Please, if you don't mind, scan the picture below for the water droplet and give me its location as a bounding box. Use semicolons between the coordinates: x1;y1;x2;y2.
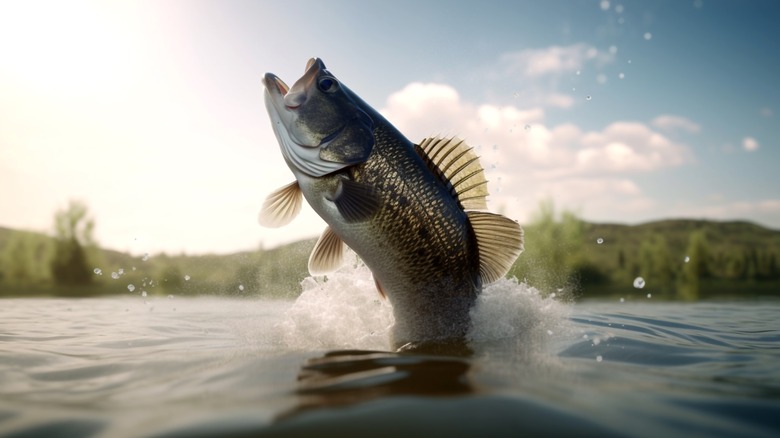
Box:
127;284;135;292
524;124;531;131
619;72;625;79
111;272;119;279
550;293;557;299
600;0;610;11
597;74;607;84
167;295;174;299
615;4;624;13
596;355;603;362
141;291;147;297
575;70;581;76
492;144;498;150
572;87;576;92
547;330;554;335
684;256;690;263
142;253;149;262
628;59;632;64
118;268;124;275
93;268;102;275
619;297;625;303
132;266;136;271
238;284;245;291
184;275;191;281
609;45;618;55
597;237;604;244
647;293;652;299
593;337;601;346
633;277;646;289
586;95;592;101
644;32;652;41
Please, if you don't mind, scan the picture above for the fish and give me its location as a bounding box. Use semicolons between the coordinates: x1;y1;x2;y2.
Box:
260;58;523;350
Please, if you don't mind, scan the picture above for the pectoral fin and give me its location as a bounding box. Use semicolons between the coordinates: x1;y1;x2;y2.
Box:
308;226;345;275
258;181;302;228
331;179;380;223
467;211;524;284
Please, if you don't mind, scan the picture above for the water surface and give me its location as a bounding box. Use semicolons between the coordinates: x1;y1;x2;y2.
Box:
1;269;778;437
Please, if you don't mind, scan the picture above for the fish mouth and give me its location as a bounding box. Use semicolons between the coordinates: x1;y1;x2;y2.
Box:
262;73;289;96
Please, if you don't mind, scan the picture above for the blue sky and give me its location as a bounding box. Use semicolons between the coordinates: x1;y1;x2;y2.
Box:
0;0;778;255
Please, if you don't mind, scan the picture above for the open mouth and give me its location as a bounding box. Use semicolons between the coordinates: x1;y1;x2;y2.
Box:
263;73;289;96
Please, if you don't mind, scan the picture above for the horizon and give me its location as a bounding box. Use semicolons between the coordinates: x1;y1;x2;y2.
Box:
1;1;778;256
2;216;776;258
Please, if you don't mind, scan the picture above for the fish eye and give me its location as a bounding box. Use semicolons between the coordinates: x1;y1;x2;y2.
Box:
318;76;338;93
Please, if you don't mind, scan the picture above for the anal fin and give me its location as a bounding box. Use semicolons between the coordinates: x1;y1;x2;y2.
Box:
467;211;524;284
308;226;346;275
259;181;302;228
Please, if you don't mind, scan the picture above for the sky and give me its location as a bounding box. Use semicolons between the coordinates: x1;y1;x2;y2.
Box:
0;0;778;255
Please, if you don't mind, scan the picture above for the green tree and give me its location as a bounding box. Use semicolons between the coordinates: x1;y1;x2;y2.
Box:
1;231;52;285
508;199;586;296
638;234;675;294
50;200;97;286
678;230;710;300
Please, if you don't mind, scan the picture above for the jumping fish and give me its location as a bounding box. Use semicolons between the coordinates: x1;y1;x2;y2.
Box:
260;58;523;349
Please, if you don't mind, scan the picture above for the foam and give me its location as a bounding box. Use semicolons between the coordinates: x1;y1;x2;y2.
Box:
278;256;572;354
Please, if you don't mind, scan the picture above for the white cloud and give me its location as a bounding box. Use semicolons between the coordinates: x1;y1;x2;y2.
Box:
499;43;614;78
380;82;693;225
742;137;759;152
651;115;701;133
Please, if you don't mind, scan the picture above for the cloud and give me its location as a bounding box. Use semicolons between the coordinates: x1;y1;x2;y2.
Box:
651;115;701;133
742;137;759;152
499;43;613;78
380;82;693;225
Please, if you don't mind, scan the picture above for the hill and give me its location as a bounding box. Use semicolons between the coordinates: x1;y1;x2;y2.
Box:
1;219;779;299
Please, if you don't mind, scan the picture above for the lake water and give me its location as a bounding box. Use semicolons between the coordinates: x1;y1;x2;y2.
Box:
1;264;779;437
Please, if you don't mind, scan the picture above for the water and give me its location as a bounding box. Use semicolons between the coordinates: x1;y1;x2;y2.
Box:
1;266;779;437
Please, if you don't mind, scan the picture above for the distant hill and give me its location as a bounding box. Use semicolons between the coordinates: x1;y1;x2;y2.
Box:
1;219;778;298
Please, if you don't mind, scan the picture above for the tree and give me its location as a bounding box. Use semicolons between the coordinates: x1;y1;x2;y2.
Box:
508;199;586;296
1;231;52;285
50;200;97;286
678;230;710;300
638;234;675;294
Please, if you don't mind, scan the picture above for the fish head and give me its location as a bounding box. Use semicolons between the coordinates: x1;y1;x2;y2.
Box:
263;58;375;177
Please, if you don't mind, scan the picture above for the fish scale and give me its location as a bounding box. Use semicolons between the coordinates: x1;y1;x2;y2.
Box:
260;58;522;350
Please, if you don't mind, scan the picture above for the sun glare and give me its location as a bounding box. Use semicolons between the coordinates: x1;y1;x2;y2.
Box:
0;1;139;96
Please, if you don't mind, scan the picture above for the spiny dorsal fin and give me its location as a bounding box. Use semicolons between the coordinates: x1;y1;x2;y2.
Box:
416;137;489;210
308;226;345;275
331;178;380;223
467;211;524;284
259;181;302;228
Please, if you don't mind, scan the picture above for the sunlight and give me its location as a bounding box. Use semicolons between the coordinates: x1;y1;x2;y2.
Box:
0;1;139;96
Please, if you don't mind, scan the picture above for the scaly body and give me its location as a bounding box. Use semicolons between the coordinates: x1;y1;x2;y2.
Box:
260;58;522;349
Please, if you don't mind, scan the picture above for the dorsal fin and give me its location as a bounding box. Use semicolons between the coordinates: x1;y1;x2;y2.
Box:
467;211;524;284
415;137;489;210
308;226;345;275
258;181;302;228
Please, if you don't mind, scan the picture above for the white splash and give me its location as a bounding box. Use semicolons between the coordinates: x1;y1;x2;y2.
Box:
278;253;573;355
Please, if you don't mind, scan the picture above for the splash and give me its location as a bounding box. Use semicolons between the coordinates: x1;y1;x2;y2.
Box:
278;253;572;354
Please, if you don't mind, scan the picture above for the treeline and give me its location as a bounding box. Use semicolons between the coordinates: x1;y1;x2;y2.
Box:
2;200;779;300
508;201;780;300
0;201;310;298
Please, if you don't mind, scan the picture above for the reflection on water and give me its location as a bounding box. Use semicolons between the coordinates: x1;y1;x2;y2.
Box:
283;349;473;420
